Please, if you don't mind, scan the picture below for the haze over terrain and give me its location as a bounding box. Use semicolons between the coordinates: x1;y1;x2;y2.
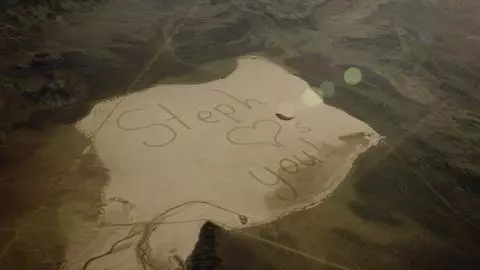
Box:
0;0;480;269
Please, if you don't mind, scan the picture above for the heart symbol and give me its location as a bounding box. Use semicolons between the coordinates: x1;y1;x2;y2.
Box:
226;120;283;148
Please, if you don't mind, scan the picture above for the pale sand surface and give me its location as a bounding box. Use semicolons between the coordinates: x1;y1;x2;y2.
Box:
69;57;381;269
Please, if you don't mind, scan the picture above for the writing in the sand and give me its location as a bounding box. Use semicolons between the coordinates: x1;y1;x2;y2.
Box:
116;89;266;148
248;138;326;201
115;88;328;200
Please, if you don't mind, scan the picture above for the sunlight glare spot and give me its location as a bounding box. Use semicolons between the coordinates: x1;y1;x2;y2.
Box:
319;81;335;97
344;67;362;85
